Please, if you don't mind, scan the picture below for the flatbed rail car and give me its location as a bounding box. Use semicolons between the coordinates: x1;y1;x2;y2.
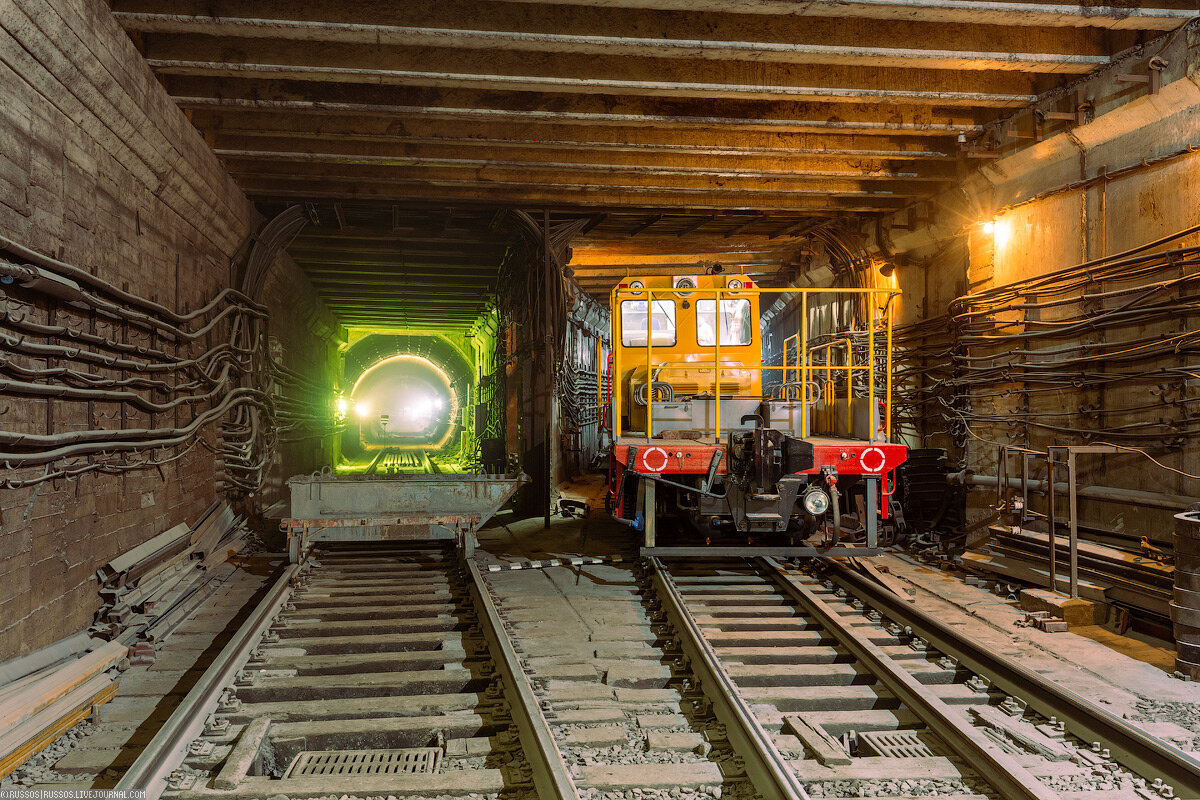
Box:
602;274;906;557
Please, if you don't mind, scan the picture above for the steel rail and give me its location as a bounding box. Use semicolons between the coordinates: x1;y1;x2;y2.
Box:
649;557;809;800
763;558;1056;800
464;558;578;800
815;559;1200;800
115;563;300;800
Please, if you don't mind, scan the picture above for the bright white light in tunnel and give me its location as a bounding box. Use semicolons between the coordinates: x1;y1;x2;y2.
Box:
336;398;348;416
350;354;459;448
354;401;371;418
992;219;1012;249
404;394;437;426
981;218;1011;249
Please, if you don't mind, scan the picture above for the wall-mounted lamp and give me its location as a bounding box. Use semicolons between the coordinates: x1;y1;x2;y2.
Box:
981;218;1011;249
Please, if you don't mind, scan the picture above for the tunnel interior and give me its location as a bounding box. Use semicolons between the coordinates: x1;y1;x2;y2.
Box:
338;333;479;471
1;0;1199;682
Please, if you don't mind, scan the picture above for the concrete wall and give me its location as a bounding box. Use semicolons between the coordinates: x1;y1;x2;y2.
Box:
887;39;1200;541
0;0;335;658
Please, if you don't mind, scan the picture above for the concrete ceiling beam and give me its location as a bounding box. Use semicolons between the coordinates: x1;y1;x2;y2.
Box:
213;148;954;183
173;95;981;136
147;57;1038;105
244;185;903;214
211;136;961;178
119;14;1114;72
475;0;1199;29
225;163;928;200
192;114;959;161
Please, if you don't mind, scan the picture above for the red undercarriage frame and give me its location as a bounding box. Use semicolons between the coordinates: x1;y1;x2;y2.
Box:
611;438;907;518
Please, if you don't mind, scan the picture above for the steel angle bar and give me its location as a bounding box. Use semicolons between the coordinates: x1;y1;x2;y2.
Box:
818;560;1200;800
642;546;884;558
464;559;577;800
649;558;808;800
115;563;300;800
763;557;1057;800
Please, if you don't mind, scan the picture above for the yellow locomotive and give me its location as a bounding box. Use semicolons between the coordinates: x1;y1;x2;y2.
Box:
603;273;906;556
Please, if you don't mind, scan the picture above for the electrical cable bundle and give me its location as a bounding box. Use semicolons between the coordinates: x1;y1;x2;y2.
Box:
0;233;326;494
890;224;1200;458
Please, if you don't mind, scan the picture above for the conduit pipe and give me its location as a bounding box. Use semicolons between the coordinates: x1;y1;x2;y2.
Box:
965;474;1196;512
0;233;265;321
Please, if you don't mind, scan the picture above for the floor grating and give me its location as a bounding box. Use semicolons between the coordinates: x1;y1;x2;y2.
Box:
285;748;443;777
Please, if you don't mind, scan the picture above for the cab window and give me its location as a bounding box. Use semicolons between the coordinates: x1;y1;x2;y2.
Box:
696;299;752;346
621;299;677;347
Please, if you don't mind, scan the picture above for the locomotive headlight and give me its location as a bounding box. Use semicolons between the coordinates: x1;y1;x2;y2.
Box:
628;280;644;295
674;276;697;296
802;487;831;516
726;278;743;289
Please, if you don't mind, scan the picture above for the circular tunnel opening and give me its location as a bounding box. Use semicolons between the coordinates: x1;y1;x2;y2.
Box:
340;334;474;469
351;354;458;449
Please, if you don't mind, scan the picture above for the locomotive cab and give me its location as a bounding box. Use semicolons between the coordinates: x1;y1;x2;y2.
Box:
603;274;906;557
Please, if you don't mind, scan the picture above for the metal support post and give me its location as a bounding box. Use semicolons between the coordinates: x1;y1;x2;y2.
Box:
866;477;878;548
1020;453;1031;523
1067;451;1079;599
1047;456;1057;595
542;209;554;530
644;478;656;549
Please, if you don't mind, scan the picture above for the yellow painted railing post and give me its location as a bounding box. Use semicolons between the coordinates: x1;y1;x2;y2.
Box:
886;299;893;441
714;288;721;439
845;336;852;438
868;295;876;442
596;336;603;434
613;287;622;439
800;291;808;437
646;288;653;438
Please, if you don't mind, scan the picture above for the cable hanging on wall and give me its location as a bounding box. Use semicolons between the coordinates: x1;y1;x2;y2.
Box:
0;208;334;494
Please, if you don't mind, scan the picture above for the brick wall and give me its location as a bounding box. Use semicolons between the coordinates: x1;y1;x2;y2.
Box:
0;0;336;659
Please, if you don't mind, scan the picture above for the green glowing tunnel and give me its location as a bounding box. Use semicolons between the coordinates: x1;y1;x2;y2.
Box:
341;334;474;457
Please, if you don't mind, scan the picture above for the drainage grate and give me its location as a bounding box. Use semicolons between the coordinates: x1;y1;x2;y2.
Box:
857;730;940;758
285;748;442;777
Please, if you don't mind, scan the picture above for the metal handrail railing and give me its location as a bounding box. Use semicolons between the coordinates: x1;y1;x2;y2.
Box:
608;286;898;441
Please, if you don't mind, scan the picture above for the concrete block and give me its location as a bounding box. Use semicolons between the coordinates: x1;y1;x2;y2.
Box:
546;683;615;704
445;737;493;758
1020;589;1106;627
539;662;599;681
554;708;626;724
636;713;689;729
565;726;628;748
595;642;661;659
614;688;680;705
645;731;705;753
605;663;674;689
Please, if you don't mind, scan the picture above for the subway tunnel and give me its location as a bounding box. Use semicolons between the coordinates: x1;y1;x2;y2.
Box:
2;2;1200;794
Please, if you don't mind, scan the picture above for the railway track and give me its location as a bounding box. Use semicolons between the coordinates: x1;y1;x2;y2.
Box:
111;545;1200;800
115;543;573;799
650;556;1200;800
368;449;439;474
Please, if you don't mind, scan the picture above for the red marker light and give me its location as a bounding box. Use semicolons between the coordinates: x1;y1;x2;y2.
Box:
744;281;754;288
618;283;628;288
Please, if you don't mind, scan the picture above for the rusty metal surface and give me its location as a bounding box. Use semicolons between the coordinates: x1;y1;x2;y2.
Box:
286;472;528;533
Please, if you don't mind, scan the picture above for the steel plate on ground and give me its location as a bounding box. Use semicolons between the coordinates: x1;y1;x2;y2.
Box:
284;748;442;777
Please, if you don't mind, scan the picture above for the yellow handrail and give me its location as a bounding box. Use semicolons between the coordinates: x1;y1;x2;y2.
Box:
714;288;721;437
610;285;898;442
